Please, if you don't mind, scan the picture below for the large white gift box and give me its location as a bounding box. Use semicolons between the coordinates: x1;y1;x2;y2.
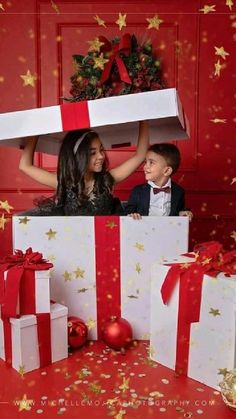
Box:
150;254;236;390
0;302;68;373
0;89;189;154
13;215;189;340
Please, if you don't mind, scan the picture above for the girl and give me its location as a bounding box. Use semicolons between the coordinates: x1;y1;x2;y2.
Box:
19;121;149;215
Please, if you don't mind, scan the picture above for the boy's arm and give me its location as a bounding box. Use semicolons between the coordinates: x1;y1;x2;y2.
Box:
124;187;139;215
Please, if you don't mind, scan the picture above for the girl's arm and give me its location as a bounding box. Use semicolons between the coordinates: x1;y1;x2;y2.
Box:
109;121;149;184
19;136;57;189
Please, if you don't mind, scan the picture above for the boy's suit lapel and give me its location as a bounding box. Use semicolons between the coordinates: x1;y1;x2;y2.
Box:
142;184;151;215
170;182;179;216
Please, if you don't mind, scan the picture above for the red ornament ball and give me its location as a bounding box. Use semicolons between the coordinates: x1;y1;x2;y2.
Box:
101;317;133;350
68;316;88;349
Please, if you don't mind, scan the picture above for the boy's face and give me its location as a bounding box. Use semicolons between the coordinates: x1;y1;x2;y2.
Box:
143;151;172;184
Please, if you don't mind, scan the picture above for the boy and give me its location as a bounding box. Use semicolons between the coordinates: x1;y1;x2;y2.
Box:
124;143;192;220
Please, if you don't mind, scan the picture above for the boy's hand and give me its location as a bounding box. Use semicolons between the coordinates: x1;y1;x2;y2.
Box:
179;210;193;221
127;213;142;220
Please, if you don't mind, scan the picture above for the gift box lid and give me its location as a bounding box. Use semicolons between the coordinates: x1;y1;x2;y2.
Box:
0;88;190;155
10;303;68;328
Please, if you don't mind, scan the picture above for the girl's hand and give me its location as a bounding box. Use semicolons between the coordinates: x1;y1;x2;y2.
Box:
127;213;142;220
179;210;193;221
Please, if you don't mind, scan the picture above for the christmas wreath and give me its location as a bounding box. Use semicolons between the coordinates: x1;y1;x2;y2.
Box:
65;34;165;102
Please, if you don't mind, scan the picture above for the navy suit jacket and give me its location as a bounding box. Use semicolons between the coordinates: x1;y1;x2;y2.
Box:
124;181;185;216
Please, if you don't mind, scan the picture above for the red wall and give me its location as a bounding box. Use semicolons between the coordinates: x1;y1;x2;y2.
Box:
0;0;235;256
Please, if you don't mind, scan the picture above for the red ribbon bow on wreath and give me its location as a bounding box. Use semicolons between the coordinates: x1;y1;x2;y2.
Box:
99;33;132;84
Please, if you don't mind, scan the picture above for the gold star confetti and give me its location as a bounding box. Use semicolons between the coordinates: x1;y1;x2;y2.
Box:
135;262;141;273
18;365;26;378
20;70;37;87
214;60;223;76
0;200;13;213
116;13;127;31
115;410;126;419
210;118;227;123
88;37;105;52
45;228;57;240
214;46;229;60
134;242;144;251
18;394;34;411
105;220;118;229
230;230;236;241
218;367;230;376
86;319;96;330
199;4;216;13
119;377;130;393
209;307;221;316
63;271;72;282
0;214;7;230
226;0;234;10
88;381;102;394
0;3;5;11
146;14;163;30
231;177;236;185
19;216;30;224
93;53;109;70
51;0;60;13
93;15;106;28
105;397;119;406
74;267;85;278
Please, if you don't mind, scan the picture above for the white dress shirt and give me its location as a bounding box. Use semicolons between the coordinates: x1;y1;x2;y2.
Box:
148;179;172;216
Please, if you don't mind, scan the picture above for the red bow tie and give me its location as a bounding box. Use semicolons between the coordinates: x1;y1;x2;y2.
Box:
153;186;171;194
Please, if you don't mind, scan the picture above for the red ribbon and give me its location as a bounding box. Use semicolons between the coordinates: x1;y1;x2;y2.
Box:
94;216;121;338
99;34;132;84
60;101;90;131
0;248;53;318
161;241;236;375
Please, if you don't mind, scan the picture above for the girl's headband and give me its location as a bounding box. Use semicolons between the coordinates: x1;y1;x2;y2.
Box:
73;131;96;155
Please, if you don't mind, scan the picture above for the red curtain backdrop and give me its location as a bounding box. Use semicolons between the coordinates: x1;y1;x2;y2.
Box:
0;0;235;256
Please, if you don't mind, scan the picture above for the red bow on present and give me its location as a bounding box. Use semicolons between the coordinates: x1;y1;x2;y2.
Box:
160;241;236;376
0;248;53;318
99;34;132;84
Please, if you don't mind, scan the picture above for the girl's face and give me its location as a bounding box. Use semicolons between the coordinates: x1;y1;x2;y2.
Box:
144;151;172;184
87;137;106;173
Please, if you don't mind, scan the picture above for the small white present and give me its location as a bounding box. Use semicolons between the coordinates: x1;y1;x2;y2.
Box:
0;302;68;373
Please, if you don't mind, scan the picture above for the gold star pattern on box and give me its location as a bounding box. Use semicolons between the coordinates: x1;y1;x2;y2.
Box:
146;14;163;30
93;53;109;70
0;200;13;213
17;394;34;411
19;216;30;225
199;4;216;14
20;70;37;87
135;263;141;274
134;242;144;251
93;15;106;28
63;271;72;282
105;220;118;229
116;13;127;31
88;37;104;52
0;214;7;230
86;319;96;330
214;46;229;60
214;60;223;76
210;118;227;123
218;367;230;376
77;287;89;293
209;307;221;316
74;267;85;278
45;228;57;240
226;0;234;10
18;365;26;378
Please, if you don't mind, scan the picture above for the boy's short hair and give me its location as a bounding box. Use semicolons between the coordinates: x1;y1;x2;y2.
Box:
148;143;181;174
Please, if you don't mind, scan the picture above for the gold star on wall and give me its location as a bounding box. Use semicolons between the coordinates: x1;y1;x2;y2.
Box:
226;0;234;10
231;177;236;185
45;228;57;240
88;37;105;52
230;230;236;241
209;307;221;316
93;15;106;28
63;271;72;282
214;46;229;60
210;118;227;123
19;216;30;225
51;0;60;14
86;319;96;330
0;3;5;11
199;4;216;14
20;70;37;87
214;60;223;76
105;220;118;229
0;214;7;230
116;13;127;31
74;267;85;278
93;53;109;70
146;14;163;30
0;200;13;213
134;242;144;251
17;394;34;411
